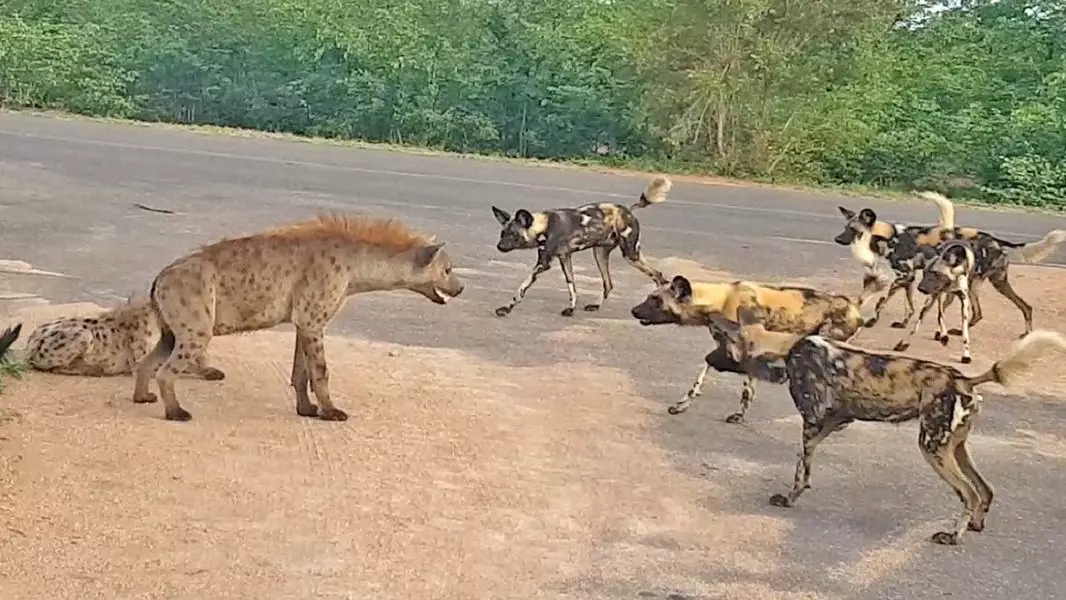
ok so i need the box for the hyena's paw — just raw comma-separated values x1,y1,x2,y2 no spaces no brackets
164,406,193,422
318,408,349,422
494,306,512,317
201,367,226,381
582,304,600,312
133,392,158,404
296,402,319,418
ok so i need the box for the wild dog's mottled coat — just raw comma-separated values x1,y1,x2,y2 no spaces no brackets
4,299,224,378
706,308,1066,546
835,197,1066,331
132,212,464,422
491,176,670,317
629,273,887,423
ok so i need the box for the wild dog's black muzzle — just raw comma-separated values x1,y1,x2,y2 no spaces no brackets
833,231,854,246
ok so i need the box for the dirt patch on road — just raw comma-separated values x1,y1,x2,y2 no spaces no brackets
0,305,807,600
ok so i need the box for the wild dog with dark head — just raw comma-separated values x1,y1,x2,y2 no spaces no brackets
629,272,889,423
834,193,1066,331
0,297,224,379
706,307,1066,546
132,212,464,422
491,176,671,317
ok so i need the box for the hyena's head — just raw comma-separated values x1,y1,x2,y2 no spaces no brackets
917,242,969,296
834,206,877,246
630,275,695,326
403,242,465,305
491,206,544,253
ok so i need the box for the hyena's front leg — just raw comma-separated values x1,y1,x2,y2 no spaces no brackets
557,254,579,317
296,326,347,422
496,248,553,317
892,294,939,352
584,246,614,312
726,377,758,424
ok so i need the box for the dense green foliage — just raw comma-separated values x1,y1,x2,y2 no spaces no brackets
1,0,1063,205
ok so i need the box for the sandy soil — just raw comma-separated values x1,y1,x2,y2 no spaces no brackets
2,263,1066,600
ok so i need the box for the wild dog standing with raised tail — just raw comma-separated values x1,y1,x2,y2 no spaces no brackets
0,297,224,379
491,176,671,318
629,271,889,423
705,307,1066,546
834,192,1066,332
893,239,1020,364
132,212,464,422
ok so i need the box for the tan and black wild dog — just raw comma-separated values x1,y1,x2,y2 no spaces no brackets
491,176,671,317
629,269,889,423
703,306,1066,546
892,238,1025,364
834,195,1066,332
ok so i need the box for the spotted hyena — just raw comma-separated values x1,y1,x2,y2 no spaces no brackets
0,298,224,378
131,212,464,423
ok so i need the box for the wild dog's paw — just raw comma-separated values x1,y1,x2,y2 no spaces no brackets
494,306,512,317
890,321,907,329
560,307,575,317
582,304,600,312
930,531,959,545
768,494,793,508
893,341,910,352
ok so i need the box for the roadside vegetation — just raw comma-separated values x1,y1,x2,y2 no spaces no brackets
0,0,1063,207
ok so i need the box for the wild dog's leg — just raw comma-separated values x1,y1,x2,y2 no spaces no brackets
933,294,949,346
988,265,1033,337
892,294,939,352
953,429,994,532
289,333,318,418
668,363,711,416
958,285,973,364
867,277,906,327
726,377,758,424
618,223,668,286
890,277,919,329
557,254,579,317
132,332,173,405
919,392,984,545
496,247,554,317
584,246,614,312
770,413,851,508
922,445,981,545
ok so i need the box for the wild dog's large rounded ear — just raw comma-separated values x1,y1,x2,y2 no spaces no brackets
838,206,856,220
414,242,446,268
669,275,693,303
858,208,877,227
514,209,534,229
491,206,511,226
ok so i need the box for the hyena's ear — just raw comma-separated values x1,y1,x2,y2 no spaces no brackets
858,208,877,227
669,275,693,303
838,206,856,220
414,242,446,268
491,206,511,226
514,209,534,229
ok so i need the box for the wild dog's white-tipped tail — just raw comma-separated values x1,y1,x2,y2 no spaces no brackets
969,329,1066,387
1018,229,1066,263
915,190,956,229
632,175,672,209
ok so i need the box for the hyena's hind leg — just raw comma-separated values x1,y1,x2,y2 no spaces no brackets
289,333,320,418
132,325,213,421
618,223,667,286
129,331,224,381
583,246,614,313
190,355,226,381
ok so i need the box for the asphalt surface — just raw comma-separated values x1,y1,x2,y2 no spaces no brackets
3,111,1066,599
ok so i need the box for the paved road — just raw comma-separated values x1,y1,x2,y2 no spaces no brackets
3,111,1066,599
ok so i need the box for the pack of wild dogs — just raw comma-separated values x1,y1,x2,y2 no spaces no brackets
2,175,1066,547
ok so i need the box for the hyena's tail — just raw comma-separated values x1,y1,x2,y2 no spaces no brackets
914,191,956,229
0,323,23,361
967,330,1066,388
1001,229,1066,263
631,175,672,210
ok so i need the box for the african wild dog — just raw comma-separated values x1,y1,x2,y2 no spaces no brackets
491,176,671,317
703,306,1066,546
131,213,464,422
835,196,1066,332
0,298,224,379
892,239,1021,364
629,270,890,423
